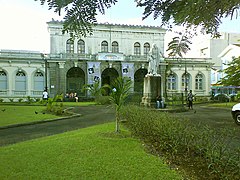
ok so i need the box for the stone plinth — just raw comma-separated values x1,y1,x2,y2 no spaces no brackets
141,75,161,107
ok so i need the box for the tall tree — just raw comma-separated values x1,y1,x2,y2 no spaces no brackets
166,33,192,99
36,0,240,37
218,57,240,86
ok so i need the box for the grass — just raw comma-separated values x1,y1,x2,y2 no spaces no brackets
62,101,96,107
0,123,182,179
205,102,238,108
0,102,97,127
0,106,59,127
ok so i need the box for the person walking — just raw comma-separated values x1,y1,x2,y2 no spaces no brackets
187,90,194,110
42,89,49,101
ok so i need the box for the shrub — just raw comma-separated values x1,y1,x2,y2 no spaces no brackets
0,99,4,102
9,98,14,102
26,96,34,104
18,98,23,103
120,105,240,179
95,96,111,105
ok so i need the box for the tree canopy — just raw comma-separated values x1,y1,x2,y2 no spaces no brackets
218,57,240,86
166,35,191,58
36,0,240,37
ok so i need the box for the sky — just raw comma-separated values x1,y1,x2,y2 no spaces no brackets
1,0,240,53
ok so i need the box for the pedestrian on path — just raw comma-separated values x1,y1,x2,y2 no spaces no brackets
187,90,194,110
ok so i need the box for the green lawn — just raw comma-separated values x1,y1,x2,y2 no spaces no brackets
0,106,59,127
0,123,182,179
62,101,96,107
205,102,238,108
0,102,97,127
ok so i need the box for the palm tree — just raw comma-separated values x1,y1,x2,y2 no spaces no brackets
166,34,192,103
105,77,132,133
167,35,191,58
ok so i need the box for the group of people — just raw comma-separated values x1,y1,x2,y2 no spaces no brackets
65,92,79,102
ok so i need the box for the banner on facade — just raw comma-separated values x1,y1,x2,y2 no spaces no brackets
87,62,101,85
121,63,134,80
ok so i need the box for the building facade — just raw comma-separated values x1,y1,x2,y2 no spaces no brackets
0,22,213,101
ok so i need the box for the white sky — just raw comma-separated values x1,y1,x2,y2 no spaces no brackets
0,0,240,53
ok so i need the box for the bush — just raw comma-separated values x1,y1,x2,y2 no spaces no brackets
95,96,111,105
120,105,240,179
0,99,4,102
18,98,23,103
26,96,34,104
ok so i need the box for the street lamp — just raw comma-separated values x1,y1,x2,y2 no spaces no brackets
41,53,48,92
184,59,188,103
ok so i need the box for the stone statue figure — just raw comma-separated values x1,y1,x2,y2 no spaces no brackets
147,44,163,76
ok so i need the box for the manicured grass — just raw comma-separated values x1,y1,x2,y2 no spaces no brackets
62,101,96,107
0,123,181,179
206,102,238,108
0,106,59,127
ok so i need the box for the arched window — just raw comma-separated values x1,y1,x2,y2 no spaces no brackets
0,71,7,90
182,73,190,91
34,72,44,91
112,41,119,53
134,42,141,56
66,39,74,53
167,74,176,90
144,43,150,56
16,71,26,91
77,39,85,54
195,73,203,90
101,41,108,52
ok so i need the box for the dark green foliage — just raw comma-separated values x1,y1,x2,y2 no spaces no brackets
36,0,240,37
26,96,34,104
218,56,240,86
95,96,111,105
167,35,191,58
18,98,23,103
121,105,240,179
46,94,64,115
136,0,240,36
36,0,117,37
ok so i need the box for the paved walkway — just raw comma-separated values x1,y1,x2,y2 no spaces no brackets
0,105,115,147
0,104,237,147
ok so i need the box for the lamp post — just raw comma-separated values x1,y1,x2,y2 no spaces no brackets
41,53,48,92
184,59,188,103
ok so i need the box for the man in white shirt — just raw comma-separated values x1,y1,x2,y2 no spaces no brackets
42,89,49,100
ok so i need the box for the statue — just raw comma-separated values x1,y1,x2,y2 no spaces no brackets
147,44,163,76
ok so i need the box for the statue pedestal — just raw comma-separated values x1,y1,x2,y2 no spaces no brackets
141,75,161,107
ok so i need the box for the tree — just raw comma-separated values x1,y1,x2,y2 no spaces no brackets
104,77,132,133
166,35,191,58
218,57,240,86
166,34,192,100
36,0,240,37
136,0,240,37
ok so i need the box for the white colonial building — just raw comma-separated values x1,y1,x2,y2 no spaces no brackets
0,21,213,101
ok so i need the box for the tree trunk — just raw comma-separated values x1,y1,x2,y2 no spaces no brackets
115,111,120,133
